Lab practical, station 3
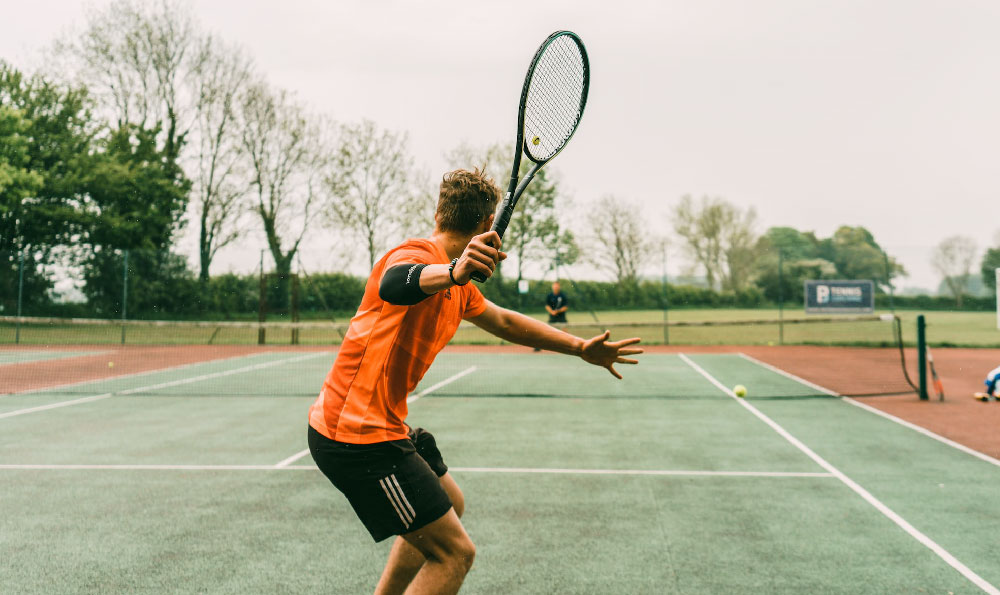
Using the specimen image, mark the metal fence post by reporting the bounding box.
[777,250,784,345]
[121,250,129,345]
[15,248,24,344]
[661,243,669,345]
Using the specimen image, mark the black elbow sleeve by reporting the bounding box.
[379,263,431,305]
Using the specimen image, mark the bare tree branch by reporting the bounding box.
[587,195,648,284]
[323,120,413,269]
[931,235,978,307]
[238,80,324,277]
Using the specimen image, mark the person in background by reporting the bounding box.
[545,281,569,324]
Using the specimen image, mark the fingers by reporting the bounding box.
[466,259,494,282]
[606,364,623,380]
[498,250,508,261]
[609,337,642,347]
[479,230,502,248]
[618,348,644,356]
[466,249,497,272]
[469,234,503,267]
[615,357,639,365]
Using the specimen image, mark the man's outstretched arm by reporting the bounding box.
[468,302,642,379]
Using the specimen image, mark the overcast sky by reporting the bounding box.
[3,0,999,291]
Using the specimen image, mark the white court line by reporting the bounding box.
[736,353,838,395]
[738,352,1000,469]
[406,366,477,404]
[680,353,999,595]
[0,464,299,471]
[274,449,311,468]
[0,351,330,421]
[0,463,832,478]
[447,467,832,478]
[0,351,274,399]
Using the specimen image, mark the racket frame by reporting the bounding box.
[472,30,589,282]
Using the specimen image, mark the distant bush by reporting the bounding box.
[876,293,995,311]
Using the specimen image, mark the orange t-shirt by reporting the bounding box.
[308,238,488,444]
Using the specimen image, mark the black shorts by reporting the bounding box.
[308,425,452,542]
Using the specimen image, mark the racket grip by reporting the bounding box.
[470,206,514,283]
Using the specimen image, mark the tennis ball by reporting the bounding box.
[108,361,114,368]
[733,384,747,398]
[531,136,540,145]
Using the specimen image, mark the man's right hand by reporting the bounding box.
[453,231,507,284]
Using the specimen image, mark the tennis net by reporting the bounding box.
[0,314,919,401]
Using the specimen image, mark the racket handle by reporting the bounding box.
[470,205,514,283]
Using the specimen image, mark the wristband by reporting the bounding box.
[448,258,467,286]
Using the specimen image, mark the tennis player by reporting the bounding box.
[308,168,642,595]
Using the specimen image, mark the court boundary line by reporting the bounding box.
[680,353,999,595]
[274,449,311,468]
[737,352,1000,469]
[0,351,331,421]
[0,351,279,399]
[0,463,834,478]
[0,349,112,369]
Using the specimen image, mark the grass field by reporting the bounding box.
[1,349,999,593]
[4,308,997,347]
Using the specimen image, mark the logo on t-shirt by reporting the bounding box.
[444,288,452,300]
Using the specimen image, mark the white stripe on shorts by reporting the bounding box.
[380,477,411,528]
[380,476,412,527]
[390,474,417,520]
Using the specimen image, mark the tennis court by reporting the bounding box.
[2,347,999,594]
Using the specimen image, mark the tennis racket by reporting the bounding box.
[471,30,590,283]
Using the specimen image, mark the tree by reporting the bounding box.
[753,228,834,303]
[672,195,759,291]
[81,124,191,316]
[588,195,647,284]
[189,38,254,282]
[721,206,759,292]
[0,106,45,310]
[758,226,819,261]
[57,0,207,167]
[0,63,97,312]
[239,81,322,283]
[397,168,438,240]
[982,248,1000,292]
[818,226,905,290]
[931,235,978,307]
[323,120,412,269]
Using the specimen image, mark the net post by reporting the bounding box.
[15,247,24,344]
[917,314,928,400]
[120,250,129,345]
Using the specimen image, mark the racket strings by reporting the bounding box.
[523,36,586,162]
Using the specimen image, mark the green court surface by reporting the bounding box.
[1,352,998,594]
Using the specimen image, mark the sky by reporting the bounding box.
[3,0,999,291]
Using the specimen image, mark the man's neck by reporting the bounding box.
[431,229,476,261]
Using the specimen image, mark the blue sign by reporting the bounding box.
[804,280,875,314]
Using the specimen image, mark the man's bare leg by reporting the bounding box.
[375,473,466,595]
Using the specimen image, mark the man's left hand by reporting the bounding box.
[580,331,643,379]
